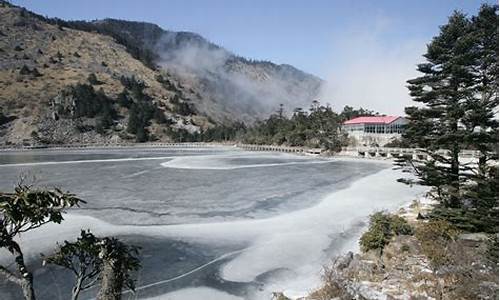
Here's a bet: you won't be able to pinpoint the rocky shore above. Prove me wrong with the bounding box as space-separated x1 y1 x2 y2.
274 197 498 300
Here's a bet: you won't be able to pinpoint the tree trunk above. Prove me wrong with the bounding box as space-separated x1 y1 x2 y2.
449 147 461 208
71 276 83 300
448 118 461 208
8 241 36 300
20 276 35 300
97 258 122 300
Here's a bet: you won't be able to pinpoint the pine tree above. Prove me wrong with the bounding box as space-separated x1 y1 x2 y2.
460 5 499 231
135 126 148 143
127 105 140 134
404 11 476 208
403 6 498 232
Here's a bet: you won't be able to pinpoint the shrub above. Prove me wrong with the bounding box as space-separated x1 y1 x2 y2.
390 215 414 235
153 107 167 124
19 64 31 75
135 126 148 142
415 220 458 269
31 67 42 77
87 73 101 85
117 90 131 108
359 211 413 253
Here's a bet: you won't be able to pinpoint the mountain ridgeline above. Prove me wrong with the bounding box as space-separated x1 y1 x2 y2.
0 1 322 145
54 18 323 123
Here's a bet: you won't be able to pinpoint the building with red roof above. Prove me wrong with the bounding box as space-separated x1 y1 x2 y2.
342 115 407 146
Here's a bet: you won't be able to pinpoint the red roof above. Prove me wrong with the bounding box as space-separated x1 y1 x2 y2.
343 116 401 125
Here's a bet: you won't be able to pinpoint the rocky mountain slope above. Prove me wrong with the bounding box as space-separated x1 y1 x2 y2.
0 2 322 145
59 18 322 123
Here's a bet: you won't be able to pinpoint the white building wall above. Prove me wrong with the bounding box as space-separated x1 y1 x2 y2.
343 118 407 147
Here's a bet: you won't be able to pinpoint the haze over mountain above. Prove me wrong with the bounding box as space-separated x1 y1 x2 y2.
0 1 322 145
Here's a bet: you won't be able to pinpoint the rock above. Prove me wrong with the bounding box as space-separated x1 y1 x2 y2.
477 281 499 299
334 251 354 270
459 233 489 242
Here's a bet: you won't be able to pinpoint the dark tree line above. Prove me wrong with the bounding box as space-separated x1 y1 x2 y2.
120 76 169 142
240 101 346 151
401 4 498 233
60 83 117 133
180 102 376 151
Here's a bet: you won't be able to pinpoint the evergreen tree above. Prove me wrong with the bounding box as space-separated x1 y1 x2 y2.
135 126 148 143
403 6 498 232
127 105 140 134
404 11 476 208
461 5 499 230
87 73 101 85
117 90 131 108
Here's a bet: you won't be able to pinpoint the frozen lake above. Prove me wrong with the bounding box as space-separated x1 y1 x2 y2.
0 146 426 299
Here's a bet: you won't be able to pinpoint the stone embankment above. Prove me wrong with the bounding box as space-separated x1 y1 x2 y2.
0 142 482 163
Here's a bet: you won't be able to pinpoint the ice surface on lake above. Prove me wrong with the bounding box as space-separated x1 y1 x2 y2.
0 147 427 299
145 287 244 300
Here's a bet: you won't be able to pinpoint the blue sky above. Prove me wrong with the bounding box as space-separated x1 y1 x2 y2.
11 0 495 114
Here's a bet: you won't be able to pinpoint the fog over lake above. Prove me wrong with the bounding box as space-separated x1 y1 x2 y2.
0 146 427 299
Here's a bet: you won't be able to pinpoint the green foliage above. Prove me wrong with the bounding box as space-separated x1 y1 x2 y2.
68 84 116 120
166 128 201 143
126 104 140 134
45 230 141 299
120 75 146 94
45 230 101 299
239 101 347 151
338 105 378 122
0 184 84 239
401 5 498 232
170 95 195 116
415 220 458 269
0 111 16 126
121 76 157 142
19 64 41 76
99 237 141 292
0 184 84 300
153 107 168 124
135 125 148 142
59 19 161 69
359 211 413 252
390 215 414 235
87 73 101 85
384 138 411 148
117 90 132 108
429 205 498 233
201 122 246 142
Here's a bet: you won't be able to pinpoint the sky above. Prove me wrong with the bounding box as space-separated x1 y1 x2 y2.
11 0 496 114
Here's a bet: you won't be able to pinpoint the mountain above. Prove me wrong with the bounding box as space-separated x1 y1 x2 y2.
0 1 323 145
58 18 323 123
